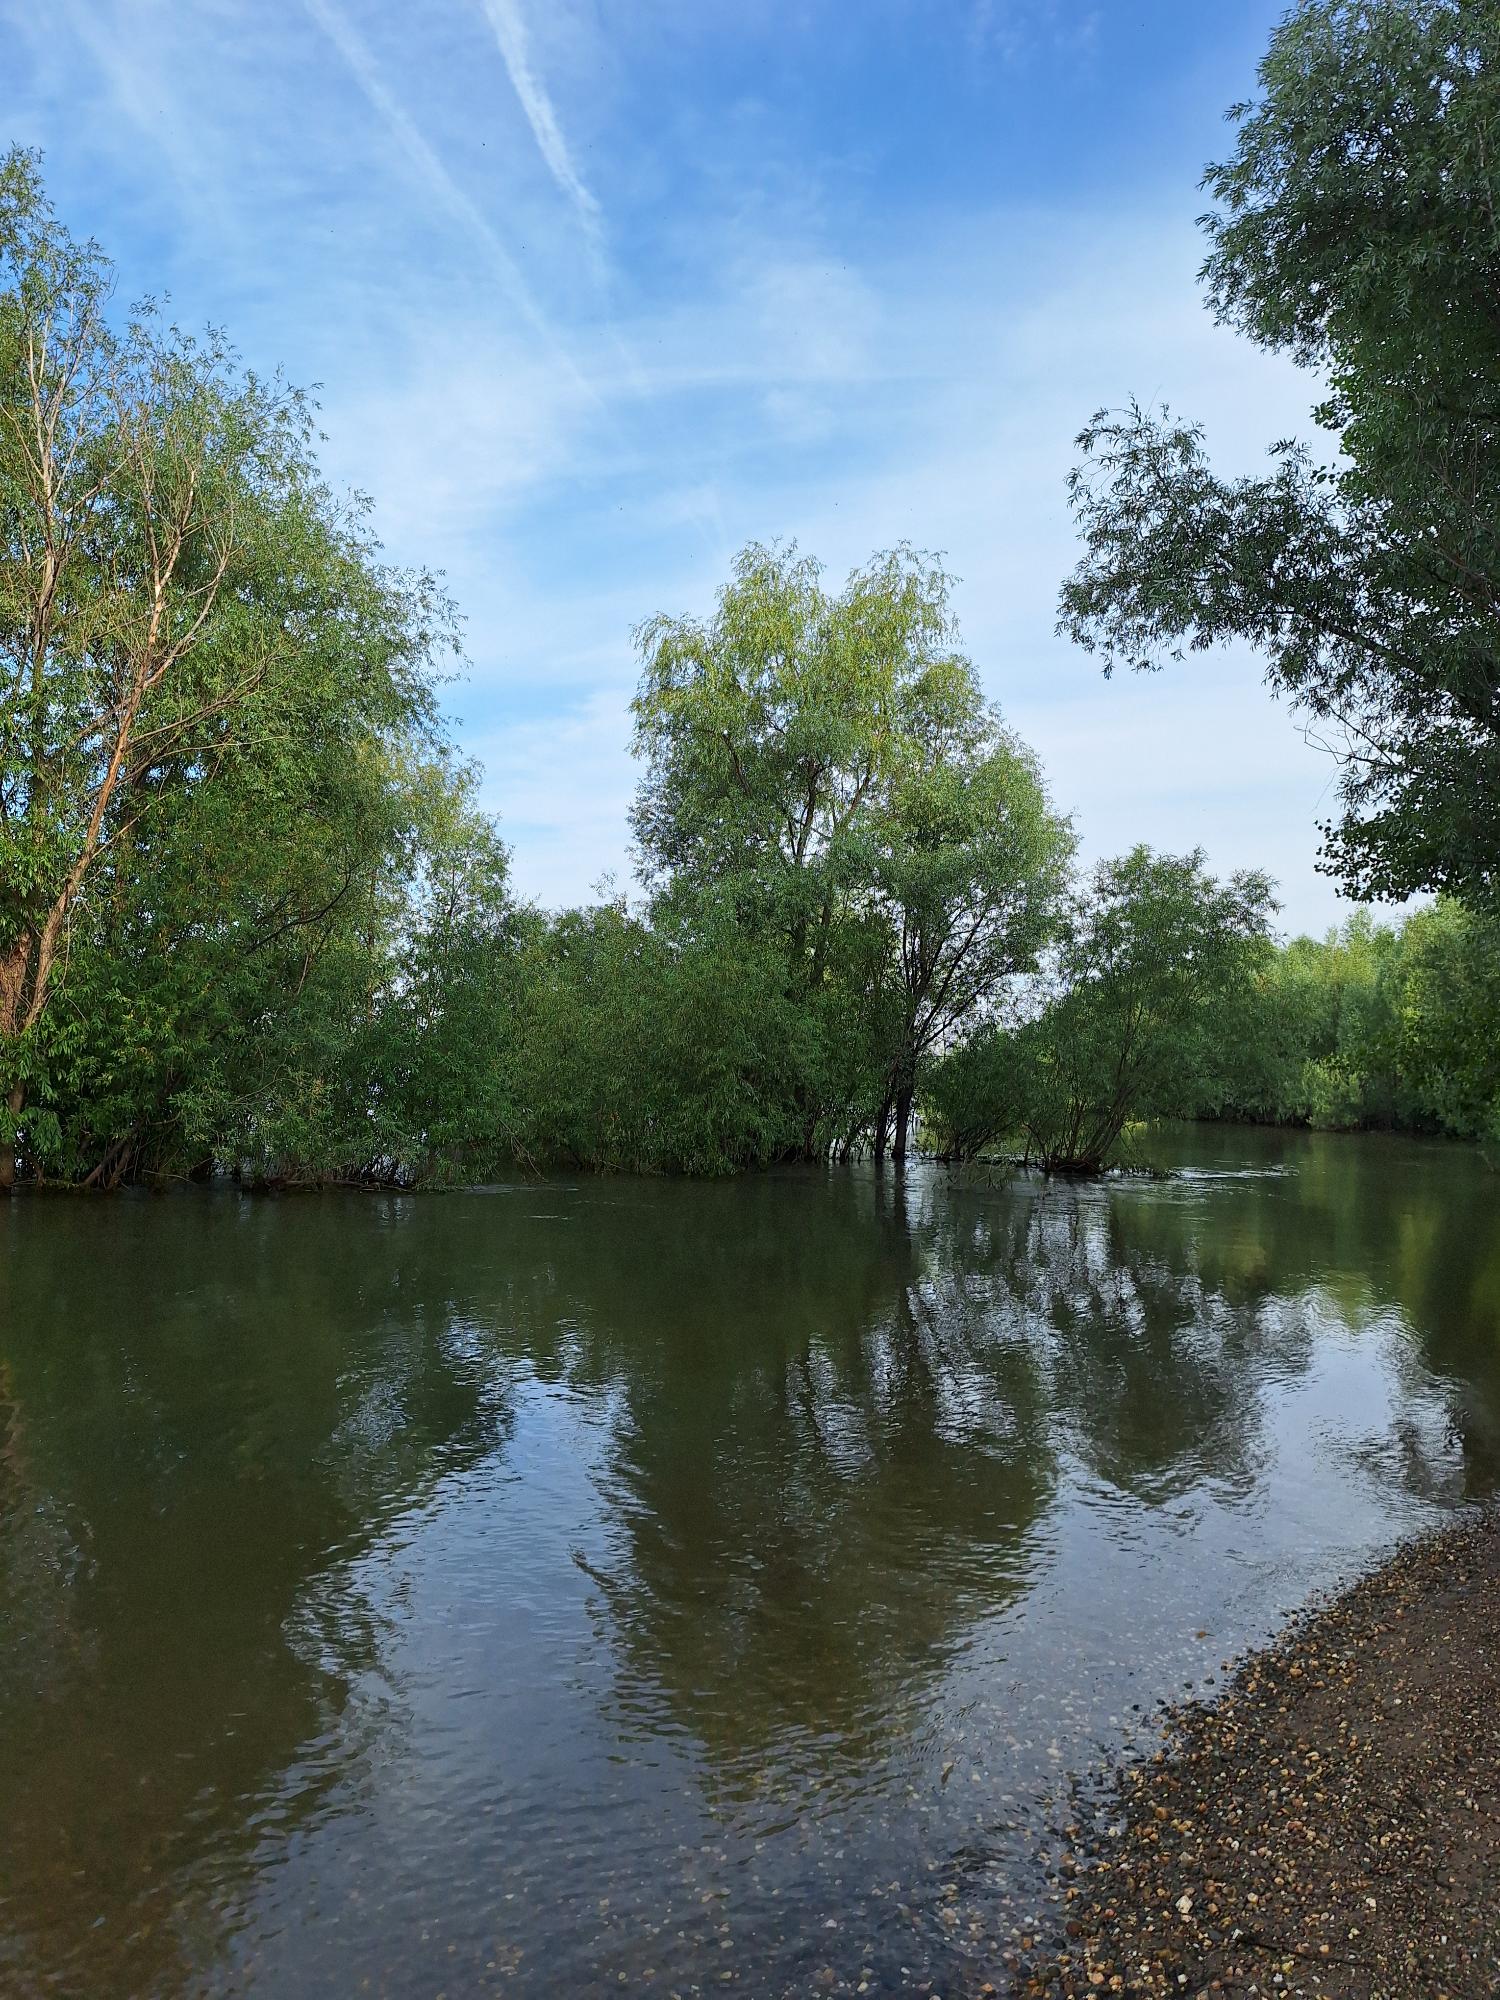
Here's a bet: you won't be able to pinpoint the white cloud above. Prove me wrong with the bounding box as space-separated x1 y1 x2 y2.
472 690 639 909
428 206 1351 933
969 0 1103 65
37 0 237 245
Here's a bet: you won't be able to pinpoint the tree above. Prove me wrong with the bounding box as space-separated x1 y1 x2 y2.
630 540 1069 1159
506 894 814 1175
1218 914 1406 1130
362 765 535 1185
38 735 415 1187
925 848 1277 1172
0 150 455 1185
1059 0 1500 907
631 541 957 987
1393 901 1500 1141
868 710 1071 1160
168 757 525 1191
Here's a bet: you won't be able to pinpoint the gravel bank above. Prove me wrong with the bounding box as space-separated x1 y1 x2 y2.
1013 1511 1500 1999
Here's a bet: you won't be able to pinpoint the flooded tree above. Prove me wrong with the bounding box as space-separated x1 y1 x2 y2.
630 541 1071 1161
926 847 1275 1171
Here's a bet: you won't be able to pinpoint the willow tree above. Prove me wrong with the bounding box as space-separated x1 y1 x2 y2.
630 541 1069 1159
0 150 454 1186
868 691 1071 1160
1060 0 1500 907
631 542 958 973
926 848 1276 1172
630 543 950 1154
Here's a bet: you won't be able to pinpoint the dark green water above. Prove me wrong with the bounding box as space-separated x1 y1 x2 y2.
3 1127 1500 2000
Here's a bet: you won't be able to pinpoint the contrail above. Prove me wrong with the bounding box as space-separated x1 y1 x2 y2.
303 0 555 343
54 0 233 241
477 0 604 253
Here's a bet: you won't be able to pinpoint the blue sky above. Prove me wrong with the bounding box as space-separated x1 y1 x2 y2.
9 0 1360 935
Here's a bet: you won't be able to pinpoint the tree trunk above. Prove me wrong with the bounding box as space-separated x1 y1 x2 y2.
0 1082 24 1192
873 1096 893 1162
892 1083 914 1165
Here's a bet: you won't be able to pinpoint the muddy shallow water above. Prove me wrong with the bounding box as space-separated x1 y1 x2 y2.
3 1126 1499 1998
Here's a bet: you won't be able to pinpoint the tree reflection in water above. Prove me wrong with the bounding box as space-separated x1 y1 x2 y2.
1 1127 1497 1997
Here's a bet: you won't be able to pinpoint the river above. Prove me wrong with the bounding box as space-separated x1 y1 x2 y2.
3 1125 1499 1997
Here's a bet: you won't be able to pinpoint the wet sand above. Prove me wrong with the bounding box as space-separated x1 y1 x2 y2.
1012 1510 1500 1999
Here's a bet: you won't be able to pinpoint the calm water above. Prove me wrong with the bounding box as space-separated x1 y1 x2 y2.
4 1127 1500 1999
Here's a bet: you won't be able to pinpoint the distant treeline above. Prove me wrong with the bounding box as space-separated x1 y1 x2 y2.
5 0 1499 1187
1197 907 1500 1142
925 902 1500 1170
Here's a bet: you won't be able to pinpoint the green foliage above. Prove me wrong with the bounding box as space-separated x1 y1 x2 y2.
30 749 525 1187
631 541 1072 1160
866 704 1073 1157
0 145 463 1186
1395 904 1500 1141
1210 912 1403 1130
1060 0 1500 908
1201 901 1500 1142
632 541 953 903
925 848 1277 1171
931 885 1500 1168
505 895 815 1175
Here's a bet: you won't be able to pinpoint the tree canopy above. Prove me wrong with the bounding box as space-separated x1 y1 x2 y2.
925 848 1277 1171
1060 0 1500 908
631 541 1072 1160
0 147 483 1187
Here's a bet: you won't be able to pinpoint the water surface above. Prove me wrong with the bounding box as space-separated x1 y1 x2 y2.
4 1126 1499 1997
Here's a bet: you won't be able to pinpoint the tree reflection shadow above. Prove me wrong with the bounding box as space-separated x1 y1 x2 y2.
0 1198 518 2000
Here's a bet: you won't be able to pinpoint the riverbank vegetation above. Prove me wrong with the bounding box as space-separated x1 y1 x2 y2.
927 897 1500 1165
1199 903 1500 1141
3 0 1498 1188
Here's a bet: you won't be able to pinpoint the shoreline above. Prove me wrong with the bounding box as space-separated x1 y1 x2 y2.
1008 1510 1500 1998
